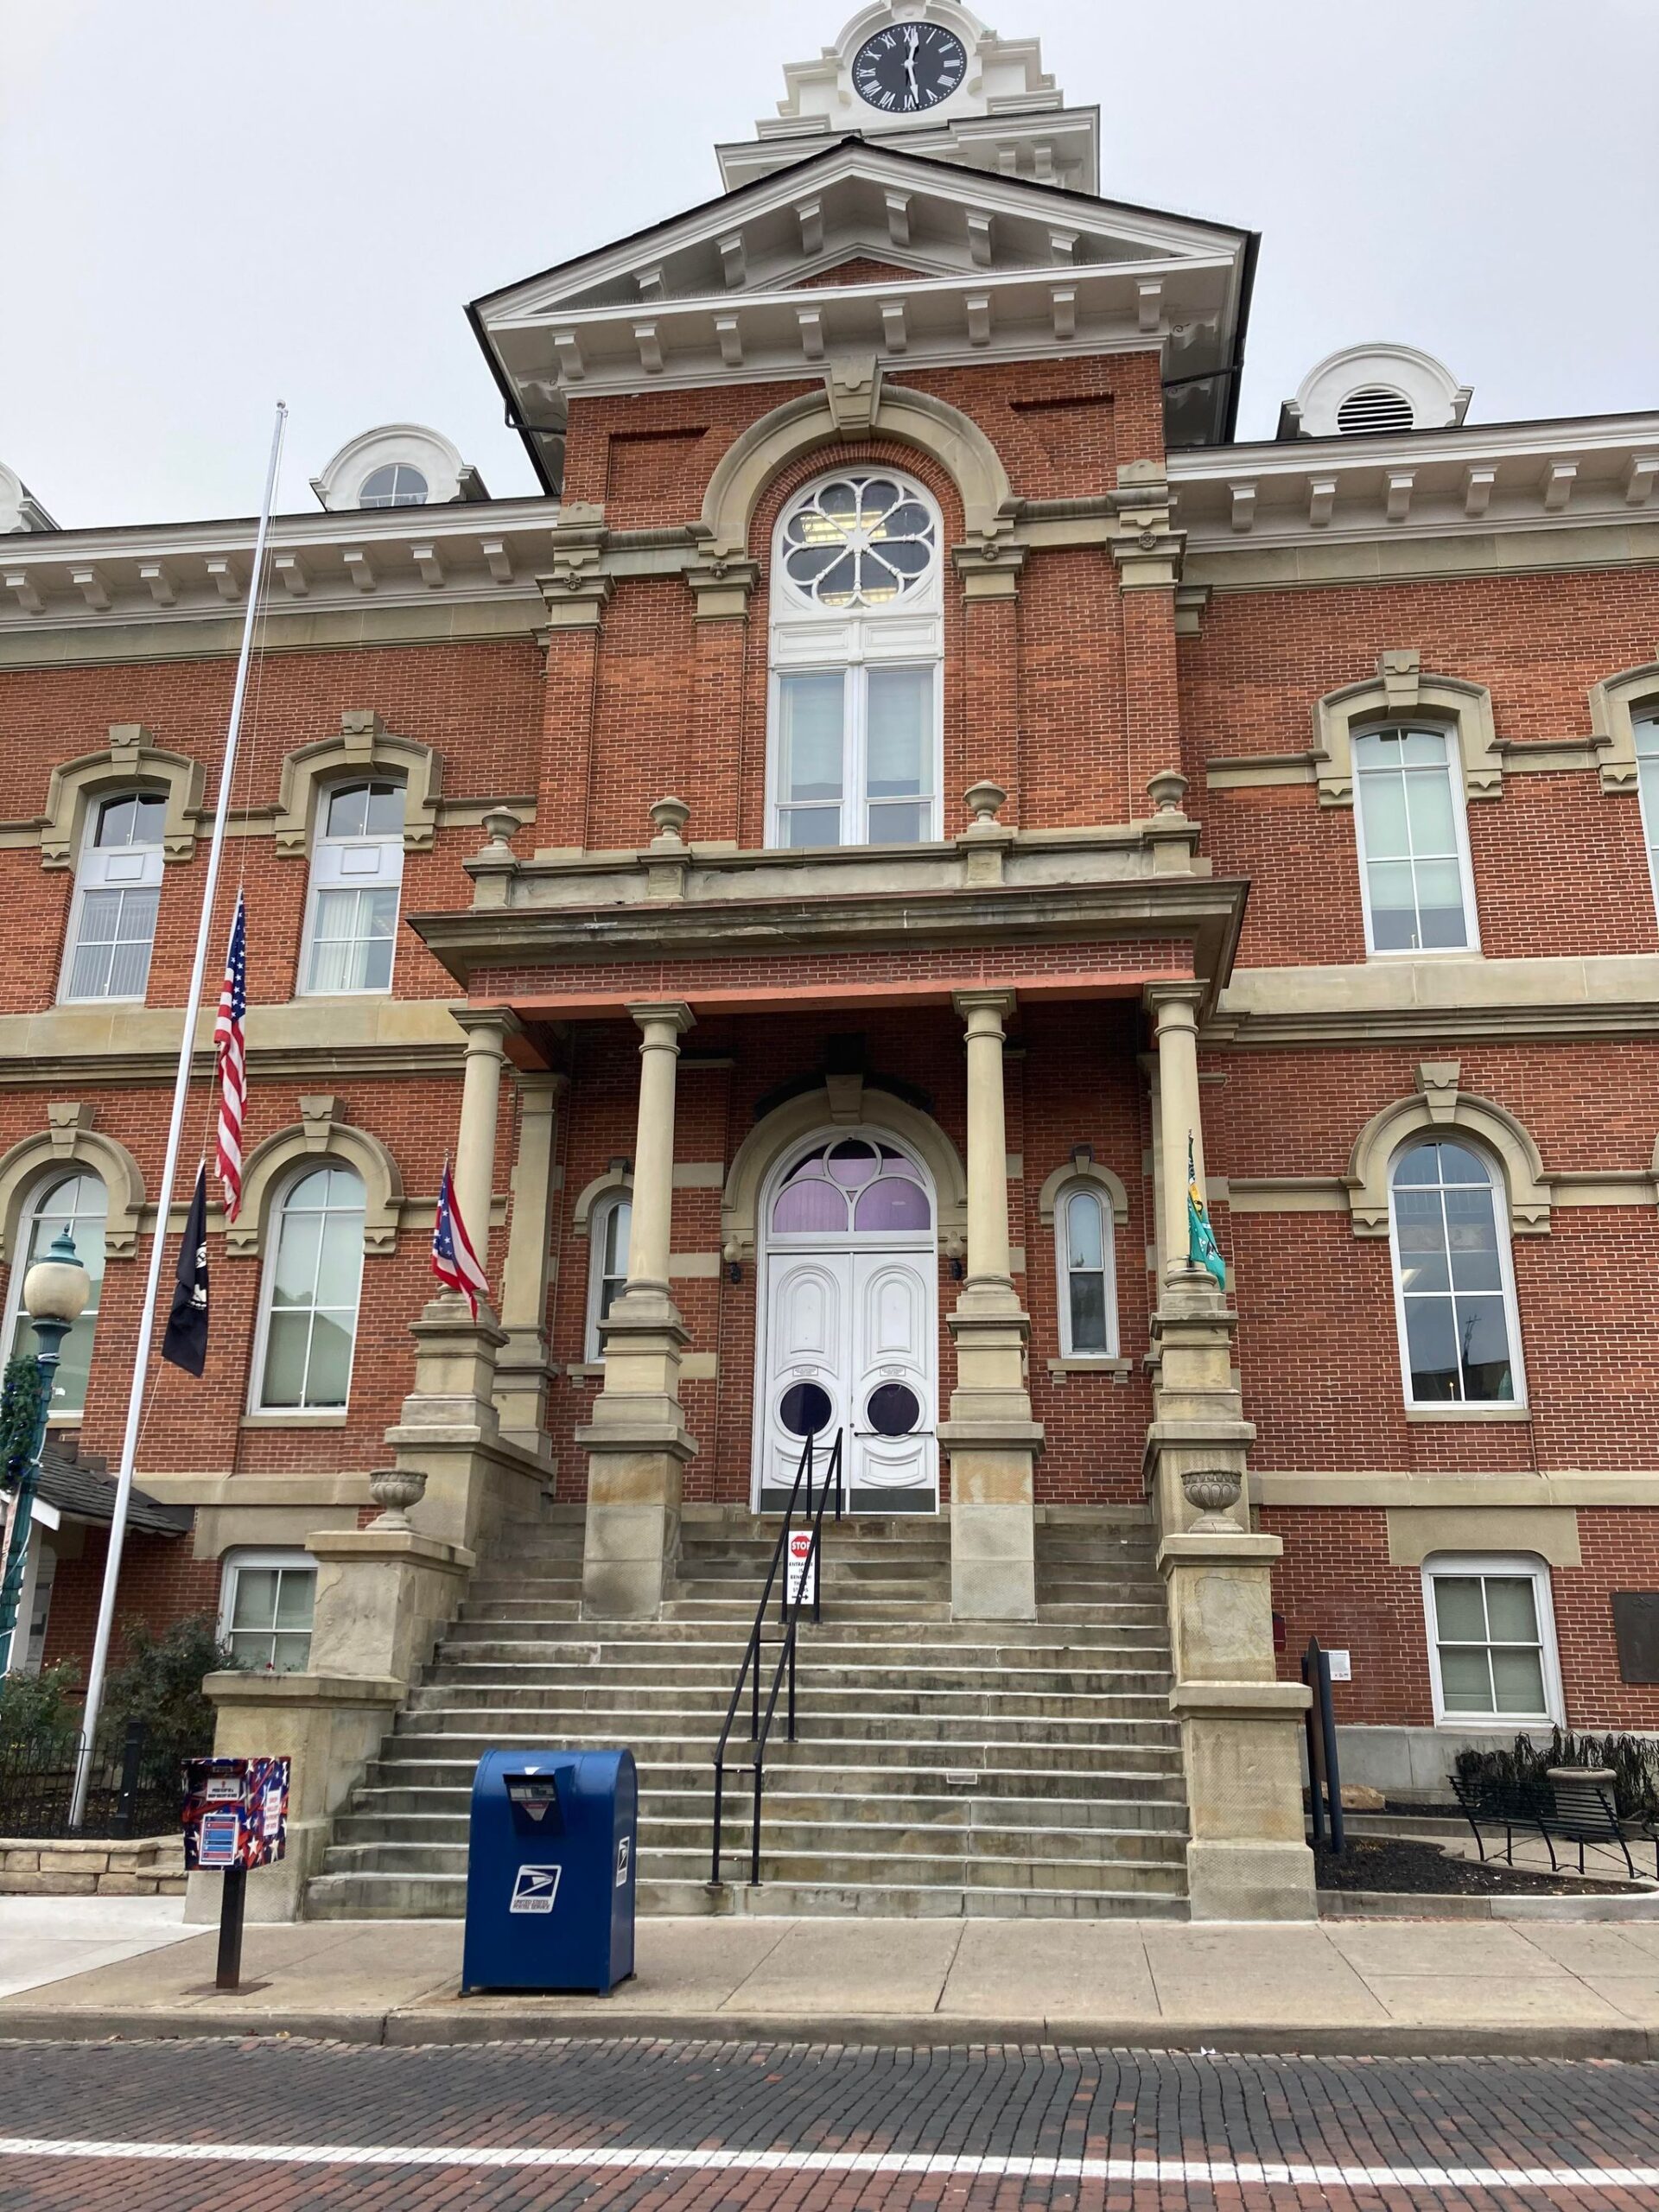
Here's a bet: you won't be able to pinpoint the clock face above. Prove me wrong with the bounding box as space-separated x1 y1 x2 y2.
851 22 967 115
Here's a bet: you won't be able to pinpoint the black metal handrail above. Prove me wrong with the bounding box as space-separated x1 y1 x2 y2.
710 1427 843 1887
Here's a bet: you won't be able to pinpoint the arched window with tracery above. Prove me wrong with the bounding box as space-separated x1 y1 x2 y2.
767 469 944 851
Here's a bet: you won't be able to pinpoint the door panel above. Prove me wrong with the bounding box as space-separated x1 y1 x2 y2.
761 1254 849 1499
850 1253 935 1497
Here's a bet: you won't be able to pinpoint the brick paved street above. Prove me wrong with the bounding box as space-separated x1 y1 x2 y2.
1 2035 1658 2209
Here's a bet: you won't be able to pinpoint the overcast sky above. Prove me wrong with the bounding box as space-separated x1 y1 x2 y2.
3 0 1655 530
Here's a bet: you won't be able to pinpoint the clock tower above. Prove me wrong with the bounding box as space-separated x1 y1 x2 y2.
716 2 1098 194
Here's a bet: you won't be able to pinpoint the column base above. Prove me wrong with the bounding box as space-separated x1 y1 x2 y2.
939 1421 1042 1623
577 1439 696 1618
1169 1679 1316 1922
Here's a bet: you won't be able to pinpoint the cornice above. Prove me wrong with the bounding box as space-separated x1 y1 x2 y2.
412 873 1245 1005
1171 412 1659 563
1207 953 1659 1048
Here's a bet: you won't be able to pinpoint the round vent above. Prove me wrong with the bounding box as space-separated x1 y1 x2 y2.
1336 386 1414 435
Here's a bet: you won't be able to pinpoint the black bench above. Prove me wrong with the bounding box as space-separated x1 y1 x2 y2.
1450 1770 1658 1881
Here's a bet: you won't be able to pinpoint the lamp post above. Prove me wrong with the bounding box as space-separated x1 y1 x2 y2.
0 1229 90 1675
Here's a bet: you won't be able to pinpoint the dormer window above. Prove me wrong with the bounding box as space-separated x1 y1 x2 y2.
359 464 428 509
767 469 944 851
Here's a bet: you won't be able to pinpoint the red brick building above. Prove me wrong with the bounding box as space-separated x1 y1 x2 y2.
3 4 1658 1917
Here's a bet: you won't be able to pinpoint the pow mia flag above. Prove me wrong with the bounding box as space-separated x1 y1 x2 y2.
162 1161 211 1376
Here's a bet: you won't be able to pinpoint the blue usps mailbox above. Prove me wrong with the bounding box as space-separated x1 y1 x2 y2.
461 1747 638 1995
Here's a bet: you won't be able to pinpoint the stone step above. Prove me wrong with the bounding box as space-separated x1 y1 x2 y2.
377 1730 1179 1770
429 1650 1176 1688
306 1871 1188 1922
390 1699 1175 1741
353 1760 1186 1808
406 1681 1172 1719
332 1809 1187 1859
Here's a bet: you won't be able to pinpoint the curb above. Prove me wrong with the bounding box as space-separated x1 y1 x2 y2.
0 2004 1655 2062
1318 1889 1659 1921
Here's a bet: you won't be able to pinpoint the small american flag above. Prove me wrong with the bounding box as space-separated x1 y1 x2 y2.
432 1160 490 1317
213 890 248 1221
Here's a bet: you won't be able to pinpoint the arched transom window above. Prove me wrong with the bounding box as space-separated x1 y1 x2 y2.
768 469 944 851
770 1138 932 1237
1388 1139 1523 1408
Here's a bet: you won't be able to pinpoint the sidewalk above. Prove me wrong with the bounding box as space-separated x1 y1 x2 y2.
5 1898 1659 2056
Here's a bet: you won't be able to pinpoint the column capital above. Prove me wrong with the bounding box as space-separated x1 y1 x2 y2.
1145 980 1205 1031
953 987 1017 1030
451 1003 524 1049
627 1000 696 1044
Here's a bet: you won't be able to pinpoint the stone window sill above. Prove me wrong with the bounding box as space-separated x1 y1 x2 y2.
1046 1357 1133 1380
1405 1404 1530 1422
240 1411 349 1428
567 1363 606 1381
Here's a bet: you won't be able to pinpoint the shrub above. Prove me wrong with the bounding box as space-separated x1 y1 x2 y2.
1454 1728 1659 1824
0 1660 80 1747
101 1614 237 1756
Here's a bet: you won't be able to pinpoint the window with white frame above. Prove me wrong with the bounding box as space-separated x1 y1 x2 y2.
1351 727 1478 954
768 471 943 849
219 1549 317 1673
1421 1554 1561 1725
1388 1139 1523 1408
60 790 166 1002
302 779 405 995
586 1189 632 1359
1053 1182 1117 1357
252 1165 365 1412
2 1171 107 1417
1634 712 1659 917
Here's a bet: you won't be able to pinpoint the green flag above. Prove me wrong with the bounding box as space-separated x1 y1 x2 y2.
1186 1134 1226 1287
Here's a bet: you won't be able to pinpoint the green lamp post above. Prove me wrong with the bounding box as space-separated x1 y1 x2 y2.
0 1228 90 1675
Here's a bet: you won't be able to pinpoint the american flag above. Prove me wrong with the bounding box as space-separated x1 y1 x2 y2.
432 1159 490 1318
213 891 248 1221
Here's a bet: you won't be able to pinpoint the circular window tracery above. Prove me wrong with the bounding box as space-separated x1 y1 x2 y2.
770 1139 931 1236
780 474 938 609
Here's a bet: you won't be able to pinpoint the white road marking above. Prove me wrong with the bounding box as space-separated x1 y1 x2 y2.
0 2135 1654 2191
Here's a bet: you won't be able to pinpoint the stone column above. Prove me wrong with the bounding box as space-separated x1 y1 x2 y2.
938 989 1041 1621
1141 982 1314 1920
451 1007 512 1275
1149 982 1206 1287
380 1005 546 1557
577 1001 698 1618
493 1071 569 1465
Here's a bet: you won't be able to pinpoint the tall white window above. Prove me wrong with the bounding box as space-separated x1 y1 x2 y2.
253 1165 365 1412
586 1190 632 1359
1389 1139 1523 1408
302 780 404 995
1053 1183 1117 1357
1635 713 1659 918
1421 1554 1561 1726
219 1550 317 1673
768 471 943 849
61 791 165 1002
1 1172 107 1417
1352 727 1478 954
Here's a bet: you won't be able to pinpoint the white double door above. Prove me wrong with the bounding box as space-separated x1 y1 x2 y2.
760 1243 938 1508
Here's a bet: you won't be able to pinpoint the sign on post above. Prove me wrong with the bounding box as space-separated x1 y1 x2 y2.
182 1755 289 1993
785 1527 817 1609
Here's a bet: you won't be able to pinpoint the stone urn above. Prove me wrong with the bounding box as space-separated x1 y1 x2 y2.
367 1466 428 1532
1180 1465 1243 1533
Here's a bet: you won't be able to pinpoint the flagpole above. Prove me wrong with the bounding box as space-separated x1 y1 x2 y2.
69 402 288 1829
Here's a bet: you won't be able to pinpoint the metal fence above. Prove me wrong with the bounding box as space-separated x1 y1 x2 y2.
0 1719 193 1840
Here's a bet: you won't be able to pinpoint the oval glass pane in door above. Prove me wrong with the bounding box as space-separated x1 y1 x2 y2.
779 1381 834 1436
866 1381 920 1437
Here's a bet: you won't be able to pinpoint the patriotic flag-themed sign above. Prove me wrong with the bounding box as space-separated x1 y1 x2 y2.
432 1159 490 1317
162 1160 211 1376
213 890 248 1220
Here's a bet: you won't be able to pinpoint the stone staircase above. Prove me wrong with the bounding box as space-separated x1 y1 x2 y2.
306 1500 1189 1920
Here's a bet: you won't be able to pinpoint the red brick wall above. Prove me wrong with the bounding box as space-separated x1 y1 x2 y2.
1184 573 1659 968
41 1526 220 1679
